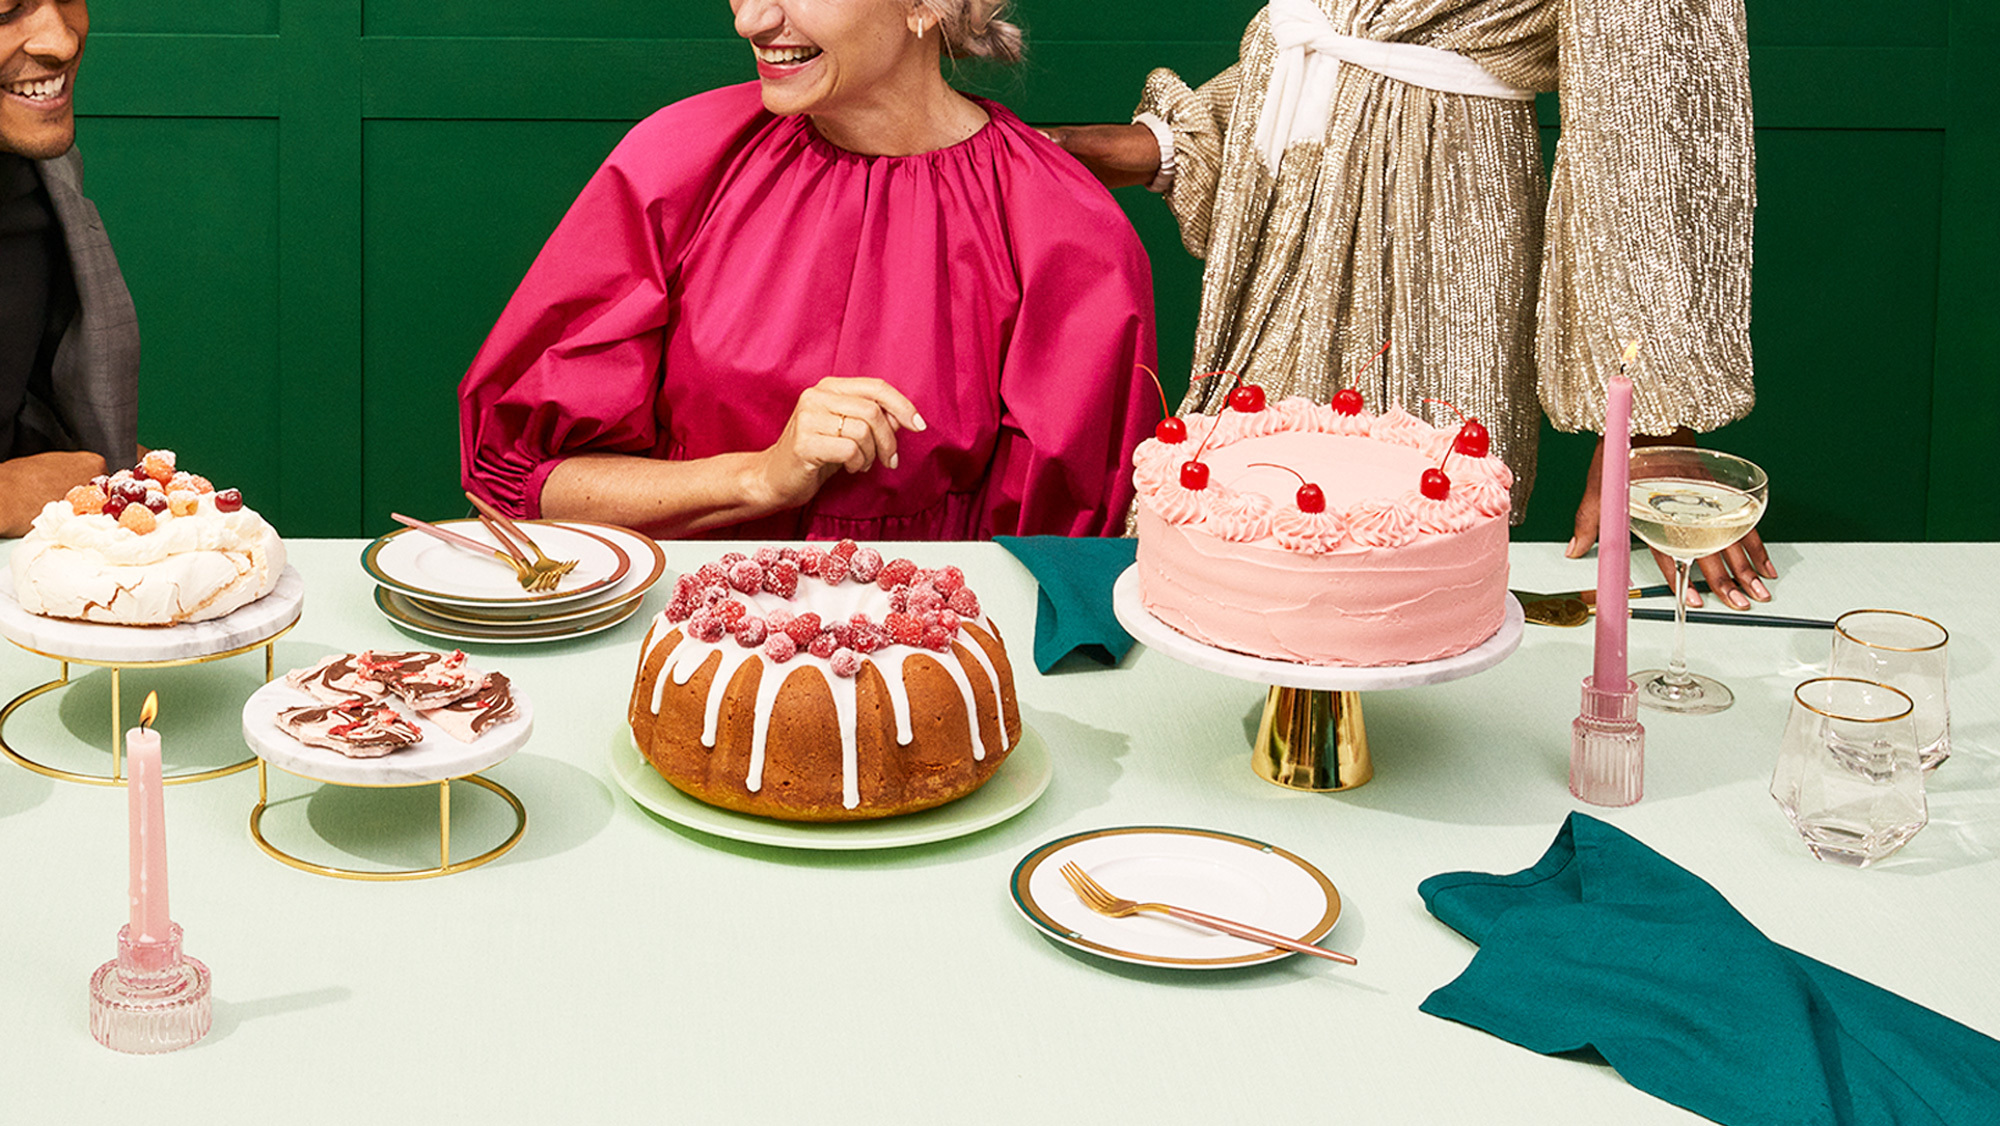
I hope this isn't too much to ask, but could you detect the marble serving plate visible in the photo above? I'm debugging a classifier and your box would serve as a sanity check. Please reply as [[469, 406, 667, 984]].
[[0, 566, 304, 664], [241, 677, 533, 787]]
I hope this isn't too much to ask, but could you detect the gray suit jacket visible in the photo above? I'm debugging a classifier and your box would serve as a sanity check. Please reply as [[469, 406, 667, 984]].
[[30, 147, 139, 464]]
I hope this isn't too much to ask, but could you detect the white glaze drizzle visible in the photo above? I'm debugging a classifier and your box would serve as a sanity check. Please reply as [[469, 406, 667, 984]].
[[639, 611, 1010, 810]]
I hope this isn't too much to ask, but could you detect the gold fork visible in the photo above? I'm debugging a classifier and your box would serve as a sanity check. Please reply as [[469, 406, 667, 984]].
[[464, 491, 577, 592], [1057, 862, 1357, 965], [390, 513, 548, 590]]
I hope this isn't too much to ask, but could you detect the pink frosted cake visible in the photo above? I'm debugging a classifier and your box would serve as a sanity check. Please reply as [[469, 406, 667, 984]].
[[1131, 393, 1511, 666]]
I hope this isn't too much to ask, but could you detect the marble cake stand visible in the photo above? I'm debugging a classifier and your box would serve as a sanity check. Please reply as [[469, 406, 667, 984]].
[[0, 567, 304, 786], [240, 680, 532, 880], [1111, 566, 1523, 791]]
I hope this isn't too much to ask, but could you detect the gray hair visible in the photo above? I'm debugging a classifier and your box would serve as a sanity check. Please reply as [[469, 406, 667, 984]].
[[916, 0, 1025, 65]]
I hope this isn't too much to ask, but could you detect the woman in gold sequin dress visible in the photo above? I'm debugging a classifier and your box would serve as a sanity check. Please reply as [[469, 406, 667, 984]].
[[1050, 0, 1777, 607]]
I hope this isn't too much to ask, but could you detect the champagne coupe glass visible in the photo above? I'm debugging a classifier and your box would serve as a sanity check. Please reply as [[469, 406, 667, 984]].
[[1627, 447, 1769, 714]]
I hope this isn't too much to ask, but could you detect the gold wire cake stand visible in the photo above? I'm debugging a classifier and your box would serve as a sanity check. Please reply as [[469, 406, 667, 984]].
[[240, 678, 532, 880], [1111, 567, 1523, 791], [248, 763, 527, 881], [0, 569, 304, 786]]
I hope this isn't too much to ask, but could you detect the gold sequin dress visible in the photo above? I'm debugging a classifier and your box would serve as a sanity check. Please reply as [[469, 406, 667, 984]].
[[1137, 0, 1755, 517]]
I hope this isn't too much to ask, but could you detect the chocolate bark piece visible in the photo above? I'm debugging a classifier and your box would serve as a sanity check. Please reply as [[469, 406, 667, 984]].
[[418, 673, 518, 743], [358, 649, 484, 710], [276, 699, 423, 758], [284, 653, 388, 704]]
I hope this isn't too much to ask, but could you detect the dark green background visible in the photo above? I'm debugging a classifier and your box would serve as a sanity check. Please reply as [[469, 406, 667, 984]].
[[74, 1, 1996, 540]]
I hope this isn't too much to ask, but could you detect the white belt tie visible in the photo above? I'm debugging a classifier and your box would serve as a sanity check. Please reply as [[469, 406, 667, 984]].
[[1254, 0, 1535, 172]]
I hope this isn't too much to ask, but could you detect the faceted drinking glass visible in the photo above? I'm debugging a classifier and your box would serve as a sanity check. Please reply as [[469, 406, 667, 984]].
[[1770, 677, 1925, 868], [1829, 609, 1950, 771]]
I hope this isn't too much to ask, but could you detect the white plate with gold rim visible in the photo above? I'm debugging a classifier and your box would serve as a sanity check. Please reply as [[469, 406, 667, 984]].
[[374, 586, 646, 645], [402, 521, 669, 623], [1011, 826, 1342, 968], [610, 726, 1052, 851], [363, 519, 631, 608]]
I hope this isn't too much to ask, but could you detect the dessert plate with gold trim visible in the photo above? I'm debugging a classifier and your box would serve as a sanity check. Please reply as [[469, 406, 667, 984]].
[[364, 519, 630, 607], [400, 521, 668, 623], [609, 726, 1052, 850], [1011, 826, 1342, 968], [374, 586, 646, 645]]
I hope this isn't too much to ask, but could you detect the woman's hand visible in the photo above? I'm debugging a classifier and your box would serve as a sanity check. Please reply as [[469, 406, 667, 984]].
[[1568, 427, 1777, 609], [752, 377, 926, 511], [1037, 123, 1161, 189]]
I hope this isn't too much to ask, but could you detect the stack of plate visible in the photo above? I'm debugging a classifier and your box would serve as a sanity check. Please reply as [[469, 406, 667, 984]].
[[361, 519, 668, 644]]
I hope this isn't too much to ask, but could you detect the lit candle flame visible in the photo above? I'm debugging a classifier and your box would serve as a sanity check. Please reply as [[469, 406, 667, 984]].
[[1619, 340, 1642, 367], [139, 691, 159, 729]]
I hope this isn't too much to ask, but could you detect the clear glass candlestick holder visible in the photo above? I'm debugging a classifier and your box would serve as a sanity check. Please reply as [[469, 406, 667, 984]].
[[88, 923, 212, 1054], [1572, 676, 1645, 806]]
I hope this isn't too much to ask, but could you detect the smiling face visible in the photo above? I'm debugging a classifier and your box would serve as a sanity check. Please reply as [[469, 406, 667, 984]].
[[0, 0, 86, 159], [730, 0, 927, 122]]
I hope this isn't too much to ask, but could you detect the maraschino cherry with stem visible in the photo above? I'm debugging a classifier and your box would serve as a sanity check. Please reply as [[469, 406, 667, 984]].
[[1417, 395, 1487, 500], [1137, 364, 1186, 444], [1248, 462, 1325, 513], [1331, 338, 1393, 415], [1178, 370, 1245, 490]]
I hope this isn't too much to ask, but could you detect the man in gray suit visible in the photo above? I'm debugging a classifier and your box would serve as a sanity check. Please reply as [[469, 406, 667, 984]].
[[1, 0, 138, 536]]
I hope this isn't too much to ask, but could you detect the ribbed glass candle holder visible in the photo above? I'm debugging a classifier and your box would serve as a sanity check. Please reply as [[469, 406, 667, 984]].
[[1571, 676, 1645, 806], [88, 923, 212, 1054]]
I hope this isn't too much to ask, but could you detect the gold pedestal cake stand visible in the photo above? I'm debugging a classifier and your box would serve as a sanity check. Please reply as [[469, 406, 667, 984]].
[[0, 568, 304, 786], [240, 678, 532, 880], [1111, 567, 1523, 791]]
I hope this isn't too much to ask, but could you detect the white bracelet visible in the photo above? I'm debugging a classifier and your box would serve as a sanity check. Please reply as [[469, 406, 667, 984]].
[[1133, 112, 1176, 194]]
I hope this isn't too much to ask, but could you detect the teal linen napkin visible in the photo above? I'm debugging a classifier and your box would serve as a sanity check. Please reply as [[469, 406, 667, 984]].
[[993, 536, 1137, 673], [1419, 814, 2000, 1126]]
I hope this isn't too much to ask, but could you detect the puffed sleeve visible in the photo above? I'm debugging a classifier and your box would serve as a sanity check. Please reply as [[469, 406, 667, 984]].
[[978, 136, 1160, 538], [1534, 0, 1756, 436], [458, 87, 759, 516], [1134, 54, 1245, 259]]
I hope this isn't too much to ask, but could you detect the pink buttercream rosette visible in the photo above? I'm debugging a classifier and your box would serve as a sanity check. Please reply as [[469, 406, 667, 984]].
[[1203, 487, 1276, 543]]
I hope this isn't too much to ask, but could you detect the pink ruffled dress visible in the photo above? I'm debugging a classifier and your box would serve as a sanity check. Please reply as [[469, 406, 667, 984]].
[[459, 82, 1159, 541]]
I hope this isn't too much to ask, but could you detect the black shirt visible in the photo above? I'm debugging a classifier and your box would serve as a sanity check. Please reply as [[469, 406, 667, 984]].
[[0, 153, 78, 460]]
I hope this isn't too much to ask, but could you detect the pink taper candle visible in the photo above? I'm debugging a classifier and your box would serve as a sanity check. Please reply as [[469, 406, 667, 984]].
[[1592, 348, 1639, 687], [126, 693, 171, 945]]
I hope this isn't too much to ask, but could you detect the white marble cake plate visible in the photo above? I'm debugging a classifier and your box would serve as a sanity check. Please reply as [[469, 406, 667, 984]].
[[241, 678, 534, 787], [1110, 565, 1523, 692], [0, 566, 305, 664]]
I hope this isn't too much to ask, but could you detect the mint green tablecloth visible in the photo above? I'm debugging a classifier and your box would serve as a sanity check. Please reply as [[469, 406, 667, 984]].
[[1420, 814, 2000, 1125]]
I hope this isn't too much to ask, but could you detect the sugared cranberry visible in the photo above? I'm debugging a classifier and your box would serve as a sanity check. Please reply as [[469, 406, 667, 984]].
[[1296, 484, 1326, 513], [1420, 468, 1451, 500], [114, 479, 149, 503], [102, 494, 129, 518], [1331, 388, 1365, 416], [1227, 384, 1266, 413], [1454, 419, 1491, 458], [1155, 417, 1187, 444], [142, 491, 169, 514], [1179, 461, 1210, 490], [213, 488, 243, 513]]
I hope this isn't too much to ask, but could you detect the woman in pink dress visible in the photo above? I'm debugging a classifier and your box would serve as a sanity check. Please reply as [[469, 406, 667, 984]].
[[459, 0, 1159, 541]]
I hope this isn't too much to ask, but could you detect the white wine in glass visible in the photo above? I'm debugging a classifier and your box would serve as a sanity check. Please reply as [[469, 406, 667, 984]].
[[1627, 448, 1769, 714]]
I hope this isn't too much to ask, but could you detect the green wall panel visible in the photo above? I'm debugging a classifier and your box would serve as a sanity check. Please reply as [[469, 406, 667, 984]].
[[74, 117, 282, 503], [92, 0, 277, 36], [363, 1, 736, 39], [361, 119, 634, 527]]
